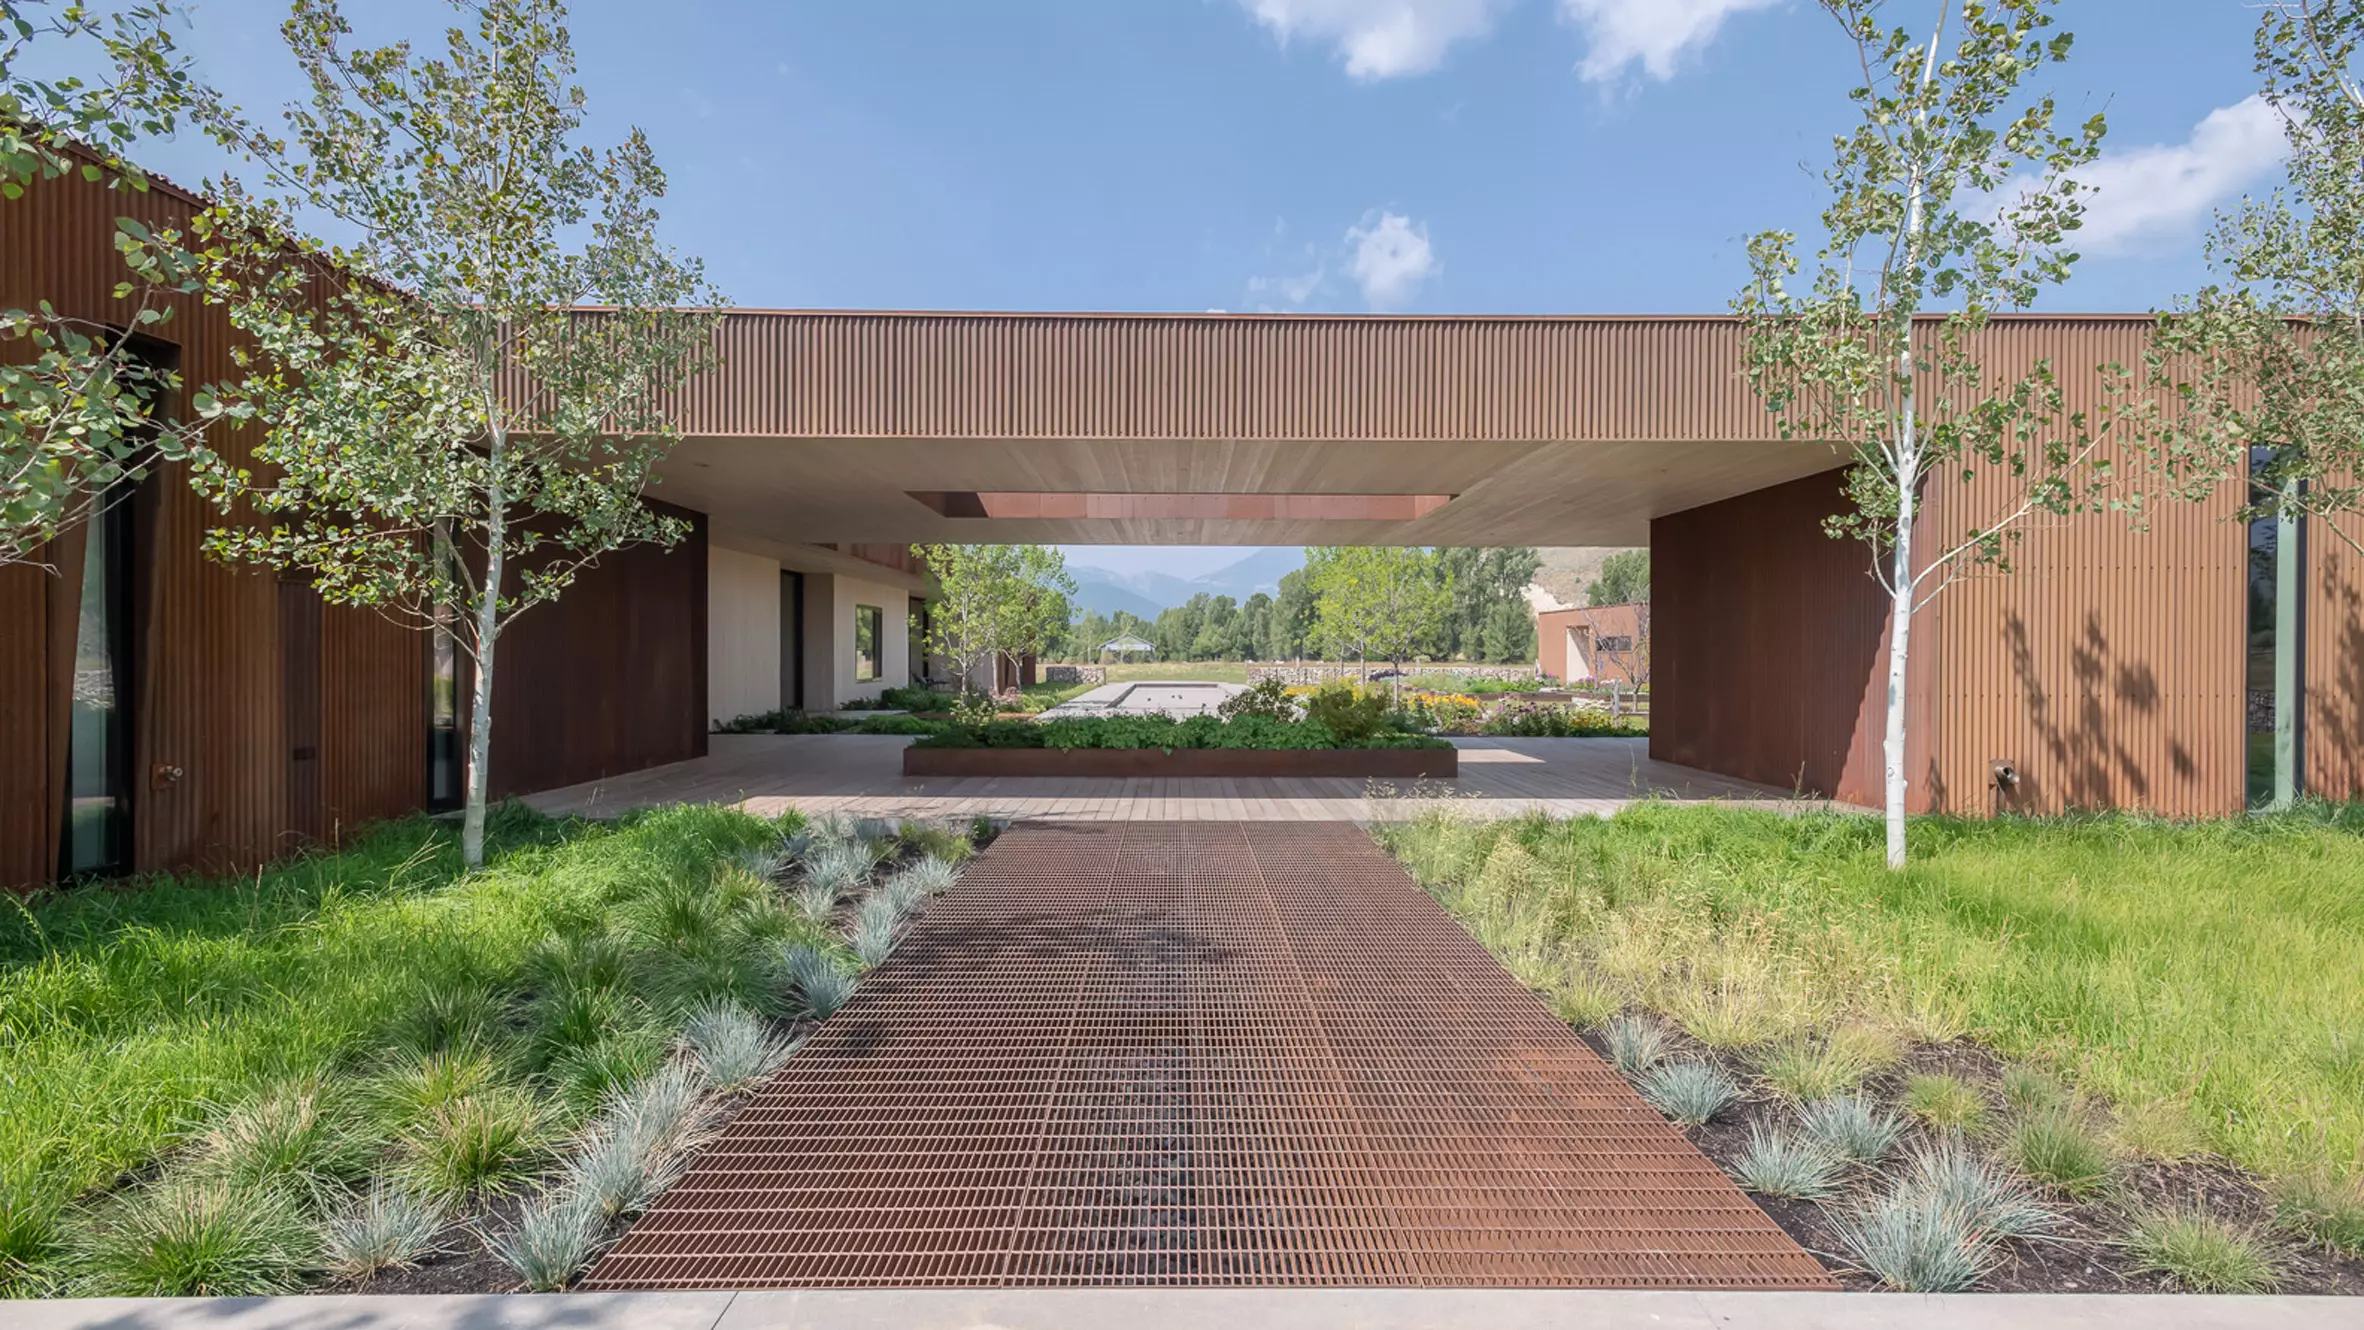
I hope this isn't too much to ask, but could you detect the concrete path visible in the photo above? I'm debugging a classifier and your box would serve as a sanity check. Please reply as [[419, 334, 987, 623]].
[[522, 733, 1819, 824], [15, 1290, 2363, 1329]]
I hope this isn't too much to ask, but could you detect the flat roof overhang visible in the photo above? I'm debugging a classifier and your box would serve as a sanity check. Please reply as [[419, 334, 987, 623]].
[[646, 310, 2151, 548]]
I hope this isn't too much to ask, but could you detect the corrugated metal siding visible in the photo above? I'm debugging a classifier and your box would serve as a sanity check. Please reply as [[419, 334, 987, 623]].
[[1654, 320, 2249, 818], [3, 165, 708, 887], [322, 601, 428, 842], [2310, 511, 2364, 800], [1911, 320, 2245, 817], [488, 506, 708, 799], [1651, 470, 1887, 806], [668, 313, 1788, 441]]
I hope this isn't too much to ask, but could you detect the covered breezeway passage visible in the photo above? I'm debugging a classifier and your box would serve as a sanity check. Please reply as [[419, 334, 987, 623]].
[[523, 733, 1817, 824], [583, 821, 1833, 1290]]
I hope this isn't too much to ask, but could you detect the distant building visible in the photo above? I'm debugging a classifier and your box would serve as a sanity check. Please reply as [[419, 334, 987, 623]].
[[1537, 603, 1647, 688]]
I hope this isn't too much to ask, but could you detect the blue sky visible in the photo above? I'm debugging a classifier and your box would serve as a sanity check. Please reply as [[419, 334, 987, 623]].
[[106, 1, 2283, 578]]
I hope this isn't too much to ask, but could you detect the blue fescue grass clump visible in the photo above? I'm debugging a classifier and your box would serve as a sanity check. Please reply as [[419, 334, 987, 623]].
[[0, 800, 836, 1294]]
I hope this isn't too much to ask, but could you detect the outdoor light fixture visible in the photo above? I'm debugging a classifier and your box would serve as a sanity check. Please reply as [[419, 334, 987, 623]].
[[906, 491, 1455, 520]]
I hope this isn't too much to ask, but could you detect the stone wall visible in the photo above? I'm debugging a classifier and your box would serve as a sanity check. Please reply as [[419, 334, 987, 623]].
[[1042, 664, 1107, 685]]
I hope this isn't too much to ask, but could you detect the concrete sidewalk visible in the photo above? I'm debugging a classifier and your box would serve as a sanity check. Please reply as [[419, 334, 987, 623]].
[[13, 1291, 2363, 1330]]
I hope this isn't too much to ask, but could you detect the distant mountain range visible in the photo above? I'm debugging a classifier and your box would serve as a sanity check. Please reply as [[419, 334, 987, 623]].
[[1068, 547, 1303, 619]]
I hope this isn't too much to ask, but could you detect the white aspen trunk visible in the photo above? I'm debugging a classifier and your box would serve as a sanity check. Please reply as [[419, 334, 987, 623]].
[[1884, 443, 1916, 871], [461, 438, 505, 870]]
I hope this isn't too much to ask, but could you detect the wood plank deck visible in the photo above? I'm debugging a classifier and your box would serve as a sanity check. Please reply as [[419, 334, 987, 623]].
[[521, 734, 1826, 823]]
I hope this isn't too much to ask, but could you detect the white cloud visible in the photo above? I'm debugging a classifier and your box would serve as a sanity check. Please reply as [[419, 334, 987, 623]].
[[1344, 211, 1438, 308], [1239, 0, 1513, 80], [2060, 95, 2288, 254], [1248, 261, 1327, 307], [1557, 0, 1780, 83]]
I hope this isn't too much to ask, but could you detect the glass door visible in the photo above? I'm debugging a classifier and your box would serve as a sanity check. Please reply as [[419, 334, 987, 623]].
[[63, 497, 132, 876]]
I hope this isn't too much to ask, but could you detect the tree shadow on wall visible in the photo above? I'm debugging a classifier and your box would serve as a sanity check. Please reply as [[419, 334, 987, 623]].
[[1979, 611, 2196, 813], [2311, 547, 2363, 792]]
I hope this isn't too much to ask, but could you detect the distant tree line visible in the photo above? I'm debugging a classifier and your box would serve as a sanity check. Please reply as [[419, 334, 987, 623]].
[[1051, 547, 1540, 663]]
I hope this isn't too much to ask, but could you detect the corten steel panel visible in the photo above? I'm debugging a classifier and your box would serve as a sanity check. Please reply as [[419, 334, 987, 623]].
[[584, 822, 1834, 1291], [816, 542, 924, 577], [2310, 510, 2364, 800], [652, 312, 1796, 442], [1652, 470, 1887, 807], [486, 505, 709, 800], [321, 600, 426, 841], [1, 163, 708, 884], [1909, 319, 2246, 817]]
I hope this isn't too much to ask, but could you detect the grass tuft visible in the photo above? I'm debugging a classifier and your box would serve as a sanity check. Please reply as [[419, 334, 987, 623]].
[[1798, 1095, 1906, 1166], [192, 1083, 370, 1191], [2272, 1172, 2364, 1257], [1729, 1123, 1845, 1200], [1899, 1136, 2060, 1241], [1546, 972, 1622, 1029], [803, 844, 872, 901], [682, 1001, 797, 1092], [1903, 1072, 1990, 1136], [2001, 1105, 2116, 1198], [1999, 1065, 2073, 1115], [551, 1027, 668, 1114], [1756, 1035, 1878, 1104], [67, 1181, 318, 1296], [2110, 1099, 2205, 1164], [1637, 1060, 1741, 1128], [395, 1087, 559, 1200], [785, 941, 855, 1017], [2127, 1208, 2282, 1293], [1602, 1013, 1672, 1076], [489, 1189, 606, 1292], [1833, 1182, 1993, 1293], [0, 1176, 68, 1290], [321, 1184, 446, 1280], [849, 892, 908, 967]]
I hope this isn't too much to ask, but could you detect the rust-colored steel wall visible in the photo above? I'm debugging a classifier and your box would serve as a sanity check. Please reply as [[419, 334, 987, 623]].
[[669, 312, 1791, 441], [1651, 470, 1887, 807], [2311, 511, 2364, 799], [487, 508, 709, 800], [1655, 330, 2254, 818], [3, 166, 710, 888], [1909, 319, 2247, 817]]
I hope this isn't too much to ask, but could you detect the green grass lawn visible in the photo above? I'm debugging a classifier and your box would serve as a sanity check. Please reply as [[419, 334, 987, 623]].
[[0, 802, 847, 1292], [1380, 803, 2364, 1199]]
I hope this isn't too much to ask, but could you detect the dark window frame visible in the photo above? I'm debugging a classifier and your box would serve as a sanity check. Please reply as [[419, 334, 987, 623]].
[[854, 603, 884, 683]]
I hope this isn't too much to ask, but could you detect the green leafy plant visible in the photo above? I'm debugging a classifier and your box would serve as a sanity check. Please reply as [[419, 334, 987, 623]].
[[184, 0, 727, 869], [1734, 0, 2114, 869], [1301, 682, 1392, 744], [1218, 677, 1298, 721]]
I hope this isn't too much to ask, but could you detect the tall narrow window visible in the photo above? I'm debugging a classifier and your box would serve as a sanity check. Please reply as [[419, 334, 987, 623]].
[[2246, 445, 2305, 809], [64, 495, 132, 876], [854, 604, 883, 683], [426, 528, 465, 809]]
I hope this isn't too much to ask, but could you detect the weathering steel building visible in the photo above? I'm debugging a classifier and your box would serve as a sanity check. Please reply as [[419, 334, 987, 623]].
[[6, 167, 2360, 889]]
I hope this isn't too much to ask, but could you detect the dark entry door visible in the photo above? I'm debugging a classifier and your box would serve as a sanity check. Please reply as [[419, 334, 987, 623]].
[[781, 571, 806, 711], [279, 577, 324, 843]]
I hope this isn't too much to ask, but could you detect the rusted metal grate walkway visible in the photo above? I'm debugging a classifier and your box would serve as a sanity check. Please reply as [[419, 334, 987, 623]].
[[584, 822, 1834, 1290]]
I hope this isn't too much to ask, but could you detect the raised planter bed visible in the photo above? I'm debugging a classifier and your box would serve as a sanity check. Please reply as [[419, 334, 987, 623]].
[[903, 744, 1459, 779]]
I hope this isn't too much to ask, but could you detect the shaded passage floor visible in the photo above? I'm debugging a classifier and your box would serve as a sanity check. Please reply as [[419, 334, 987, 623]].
[[525, 734, 1815, 824], [584, 822, 1834, 1290]]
